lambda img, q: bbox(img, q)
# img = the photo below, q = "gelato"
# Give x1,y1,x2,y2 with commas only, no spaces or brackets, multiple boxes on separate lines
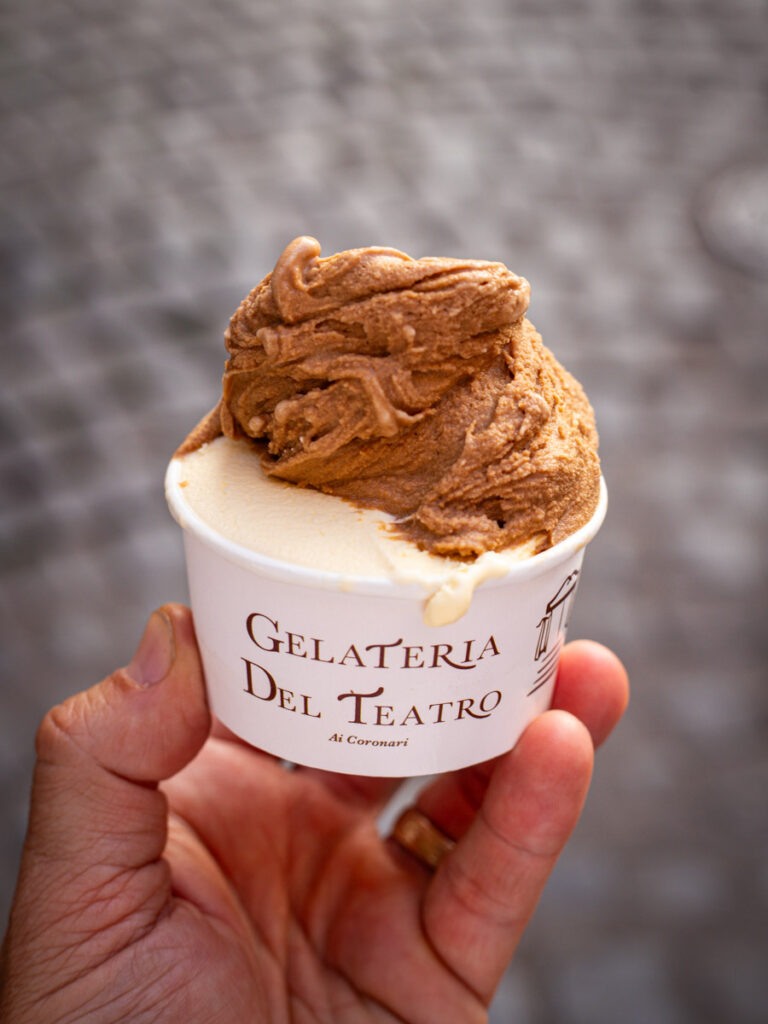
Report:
167,239,606,771
174,433,550,625
178,236,600,558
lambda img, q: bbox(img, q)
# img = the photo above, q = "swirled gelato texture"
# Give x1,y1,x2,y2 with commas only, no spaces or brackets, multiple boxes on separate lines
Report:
179,237,600,557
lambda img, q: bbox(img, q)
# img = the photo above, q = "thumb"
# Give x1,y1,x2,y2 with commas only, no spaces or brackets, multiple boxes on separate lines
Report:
7,605,210,953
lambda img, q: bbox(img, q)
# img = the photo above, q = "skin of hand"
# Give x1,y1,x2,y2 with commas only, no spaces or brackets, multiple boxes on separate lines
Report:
0,604,628,1024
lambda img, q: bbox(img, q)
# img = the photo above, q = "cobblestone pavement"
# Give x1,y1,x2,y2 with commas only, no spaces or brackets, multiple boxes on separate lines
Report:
2,1,767,1021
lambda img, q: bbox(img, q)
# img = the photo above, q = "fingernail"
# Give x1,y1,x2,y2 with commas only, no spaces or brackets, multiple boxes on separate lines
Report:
126,609,175,686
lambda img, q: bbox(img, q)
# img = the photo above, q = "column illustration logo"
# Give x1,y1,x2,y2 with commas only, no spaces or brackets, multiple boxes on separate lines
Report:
528,570,580,696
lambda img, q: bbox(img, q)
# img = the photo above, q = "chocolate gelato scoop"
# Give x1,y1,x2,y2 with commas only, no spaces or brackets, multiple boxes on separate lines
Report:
179,237,600,557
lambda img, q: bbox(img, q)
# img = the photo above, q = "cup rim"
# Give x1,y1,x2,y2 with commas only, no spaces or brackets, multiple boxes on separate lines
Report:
165,455,607,597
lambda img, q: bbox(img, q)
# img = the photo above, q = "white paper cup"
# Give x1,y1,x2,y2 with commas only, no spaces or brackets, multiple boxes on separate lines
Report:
166,460,607,776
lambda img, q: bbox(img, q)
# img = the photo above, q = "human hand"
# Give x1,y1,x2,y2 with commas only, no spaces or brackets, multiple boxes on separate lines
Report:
0,604,628,1023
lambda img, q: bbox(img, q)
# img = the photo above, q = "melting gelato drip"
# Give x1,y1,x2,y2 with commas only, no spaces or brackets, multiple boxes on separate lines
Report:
179,237,600,557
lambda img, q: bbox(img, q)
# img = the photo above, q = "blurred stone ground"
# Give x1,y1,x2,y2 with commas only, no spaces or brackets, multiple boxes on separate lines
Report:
1,0,767,1020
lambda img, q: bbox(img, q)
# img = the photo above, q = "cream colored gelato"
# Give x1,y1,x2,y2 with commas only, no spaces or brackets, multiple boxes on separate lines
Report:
173,435,543,626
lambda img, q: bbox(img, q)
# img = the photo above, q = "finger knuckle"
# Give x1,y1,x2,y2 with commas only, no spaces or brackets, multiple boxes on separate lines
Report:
35,695,88,762
442,853,498,922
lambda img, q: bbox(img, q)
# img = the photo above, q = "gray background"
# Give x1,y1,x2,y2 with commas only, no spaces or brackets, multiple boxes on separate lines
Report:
2,1,767,1021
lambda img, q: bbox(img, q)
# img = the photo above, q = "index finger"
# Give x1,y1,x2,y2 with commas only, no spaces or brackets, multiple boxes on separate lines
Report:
423,710,594,1004
415,640,629,841
551,639,629,747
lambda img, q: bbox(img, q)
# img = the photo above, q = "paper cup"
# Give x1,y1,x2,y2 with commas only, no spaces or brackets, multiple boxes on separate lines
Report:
166,460,607,776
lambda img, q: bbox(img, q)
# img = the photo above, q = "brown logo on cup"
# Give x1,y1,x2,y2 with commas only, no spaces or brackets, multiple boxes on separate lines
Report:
528,570,580,696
